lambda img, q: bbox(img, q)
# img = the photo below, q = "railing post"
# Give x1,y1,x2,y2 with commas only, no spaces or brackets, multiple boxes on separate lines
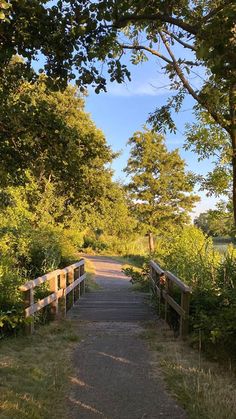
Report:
164,276,170,322
49,274,58,320
74,267,80,301
59,271,67,317
78,265,81,297
180,291,190,338
24,288,34,334
81,262,86,294
68,267,75,307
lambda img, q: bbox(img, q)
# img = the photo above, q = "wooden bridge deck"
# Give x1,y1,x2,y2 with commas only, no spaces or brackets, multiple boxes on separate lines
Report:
67,256,187,419
68,257,154,321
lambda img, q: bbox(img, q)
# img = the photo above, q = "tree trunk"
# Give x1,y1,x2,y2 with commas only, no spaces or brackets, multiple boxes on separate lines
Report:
230,83,236,226
148,232,154,253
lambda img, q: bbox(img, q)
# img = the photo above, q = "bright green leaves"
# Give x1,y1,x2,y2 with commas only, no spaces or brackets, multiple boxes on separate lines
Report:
194,201,234,237
0,59,114,206
0,0,11,21
185,109,232,195
125,129,199,234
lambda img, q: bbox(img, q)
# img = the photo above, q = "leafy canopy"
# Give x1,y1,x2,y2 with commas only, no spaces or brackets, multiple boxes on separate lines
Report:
0,58,115,207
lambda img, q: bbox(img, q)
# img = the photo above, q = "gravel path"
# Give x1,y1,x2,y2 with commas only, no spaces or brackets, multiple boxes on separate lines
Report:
67,256,187,419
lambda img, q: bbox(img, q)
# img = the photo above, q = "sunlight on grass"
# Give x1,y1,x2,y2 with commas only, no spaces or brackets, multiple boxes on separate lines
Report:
142,320,236,419
0,320,80,419
110,255,147,268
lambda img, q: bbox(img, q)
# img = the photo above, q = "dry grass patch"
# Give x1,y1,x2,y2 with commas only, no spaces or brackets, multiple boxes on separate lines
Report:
142,320,236,419
0,320,80,419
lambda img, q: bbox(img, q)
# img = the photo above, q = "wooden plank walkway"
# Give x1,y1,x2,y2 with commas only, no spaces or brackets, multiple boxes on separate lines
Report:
67,256,187,419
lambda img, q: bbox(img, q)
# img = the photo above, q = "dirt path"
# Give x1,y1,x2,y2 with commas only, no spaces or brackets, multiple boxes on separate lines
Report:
67,256,187,419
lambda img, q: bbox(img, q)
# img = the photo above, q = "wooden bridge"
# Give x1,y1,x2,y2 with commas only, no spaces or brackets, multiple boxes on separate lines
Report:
19,256,189,418
20,256,191,338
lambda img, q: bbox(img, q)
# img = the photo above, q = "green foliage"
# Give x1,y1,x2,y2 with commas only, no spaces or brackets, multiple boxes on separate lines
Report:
0,60,138,336
0,309,26,338
122,263,150,291
154,226,220,289
151,226,236,360
125,129,198,235
194,201,234,237
0,59,114,208
0,0,11,21
0,176,85,335
185,110,232,196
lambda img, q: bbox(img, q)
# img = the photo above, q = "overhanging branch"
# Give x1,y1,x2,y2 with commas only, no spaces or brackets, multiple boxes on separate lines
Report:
115,13,197,35
119,43,172,65
159,30,229,133
162,29,197,51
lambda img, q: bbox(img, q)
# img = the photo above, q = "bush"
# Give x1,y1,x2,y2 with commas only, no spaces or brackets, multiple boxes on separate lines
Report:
0,178,85,336
122,263,150,291
134,226,236,362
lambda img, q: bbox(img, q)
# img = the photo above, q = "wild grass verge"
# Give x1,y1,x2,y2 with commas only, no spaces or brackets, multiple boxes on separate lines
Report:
142,320,236,419
0,320,80,419
84,257,100,291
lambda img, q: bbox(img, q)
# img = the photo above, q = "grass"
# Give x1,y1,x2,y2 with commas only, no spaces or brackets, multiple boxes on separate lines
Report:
142,320,236,419
84,257,100,291
109,254,147,268
0,320,80,419
0,256,98,419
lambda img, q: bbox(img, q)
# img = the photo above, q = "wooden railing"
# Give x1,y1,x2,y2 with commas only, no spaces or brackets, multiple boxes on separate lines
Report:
150,260,191,338
19,259,86,333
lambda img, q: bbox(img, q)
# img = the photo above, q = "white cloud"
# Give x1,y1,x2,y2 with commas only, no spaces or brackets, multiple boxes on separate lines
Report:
88,78,171,97
111,80,170,97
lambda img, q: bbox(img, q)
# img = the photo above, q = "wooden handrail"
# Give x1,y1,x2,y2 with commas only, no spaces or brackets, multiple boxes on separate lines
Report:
20,259,86,334
150,260,191,338
19,269,61,291
165,271,191,293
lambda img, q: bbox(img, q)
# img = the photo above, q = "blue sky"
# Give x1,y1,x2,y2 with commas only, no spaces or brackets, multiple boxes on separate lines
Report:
85,58,217,218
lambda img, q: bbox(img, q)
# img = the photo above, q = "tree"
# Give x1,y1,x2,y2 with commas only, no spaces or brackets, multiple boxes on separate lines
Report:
184,109,232,197
194,201,234,237
124,129,198,251
0,58,115,207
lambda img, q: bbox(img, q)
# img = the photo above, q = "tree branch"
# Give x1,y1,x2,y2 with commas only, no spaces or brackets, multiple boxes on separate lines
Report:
119,43,172,65
179,60,201,67
162,29,197,51
159,30,229,132
115,13,197,35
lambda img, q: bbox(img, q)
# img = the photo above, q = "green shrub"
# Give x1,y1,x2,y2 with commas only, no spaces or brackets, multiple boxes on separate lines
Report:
132,226,236,362
122,263,150,291
0,178,85,336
